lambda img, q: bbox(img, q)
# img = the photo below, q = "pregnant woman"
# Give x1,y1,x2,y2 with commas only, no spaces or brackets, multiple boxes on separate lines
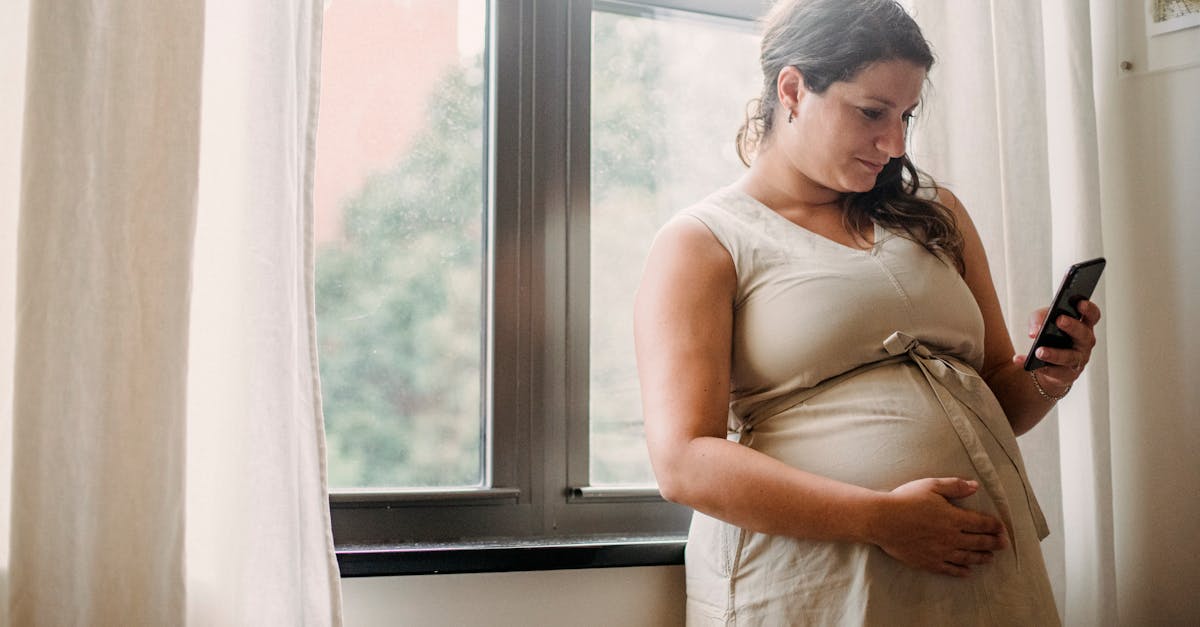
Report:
633,1,1100,624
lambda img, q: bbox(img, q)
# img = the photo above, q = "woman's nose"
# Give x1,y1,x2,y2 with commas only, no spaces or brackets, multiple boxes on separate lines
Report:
877,119,907,158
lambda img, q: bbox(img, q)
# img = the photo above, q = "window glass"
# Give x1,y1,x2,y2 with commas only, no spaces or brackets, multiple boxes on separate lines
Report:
315,0,488,489
589,9,761,485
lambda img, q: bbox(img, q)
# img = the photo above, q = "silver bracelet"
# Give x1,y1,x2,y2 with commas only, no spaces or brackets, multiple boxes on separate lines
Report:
1029,370,1070,402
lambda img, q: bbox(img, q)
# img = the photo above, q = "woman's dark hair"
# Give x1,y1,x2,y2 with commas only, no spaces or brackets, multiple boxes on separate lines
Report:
737,0,964,270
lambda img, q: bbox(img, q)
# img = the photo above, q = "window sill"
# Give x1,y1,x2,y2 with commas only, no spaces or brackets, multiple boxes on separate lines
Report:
336,534,686,577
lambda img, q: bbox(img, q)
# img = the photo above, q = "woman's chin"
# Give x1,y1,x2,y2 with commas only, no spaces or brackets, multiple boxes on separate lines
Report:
840,177,878,193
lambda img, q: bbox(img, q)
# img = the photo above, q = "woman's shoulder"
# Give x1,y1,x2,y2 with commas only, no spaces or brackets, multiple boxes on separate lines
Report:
914,176,966,217
675,186,748,222
909,178,976,235
911,173,951,202
664,187,744,242
678,186,780,243
649,188,749,277
656,210,726,251
643,208,737,298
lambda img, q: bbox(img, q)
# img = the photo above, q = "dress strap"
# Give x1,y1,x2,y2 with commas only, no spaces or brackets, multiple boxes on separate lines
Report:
729,332,1050,567
731,355,906,436
882,331,1051,564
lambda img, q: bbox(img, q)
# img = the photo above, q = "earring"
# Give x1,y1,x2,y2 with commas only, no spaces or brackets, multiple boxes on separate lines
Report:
787,110,795,124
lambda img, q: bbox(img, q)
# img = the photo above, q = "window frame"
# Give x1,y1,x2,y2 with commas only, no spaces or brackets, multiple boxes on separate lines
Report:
328,0,765,575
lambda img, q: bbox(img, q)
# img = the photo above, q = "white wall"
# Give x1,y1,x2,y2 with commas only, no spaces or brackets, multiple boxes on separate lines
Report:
1104,65,1200,623
341,566,684,627
1097,2,1200,625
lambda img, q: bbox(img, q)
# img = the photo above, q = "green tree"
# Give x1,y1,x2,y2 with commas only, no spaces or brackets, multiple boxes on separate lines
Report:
316,60,485,488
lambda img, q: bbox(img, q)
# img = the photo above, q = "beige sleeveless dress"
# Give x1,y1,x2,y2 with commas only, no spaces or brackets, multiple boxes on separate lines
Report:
679,187,1059,626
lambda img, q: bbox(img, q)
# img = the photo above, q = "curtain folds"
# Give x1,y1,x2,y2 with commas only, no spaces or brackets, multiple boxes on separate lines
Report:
7,2,205,622
1,1,342,625
0,2,31,626
1039,3,1117,624
909,1,1116,625
186,0,342,623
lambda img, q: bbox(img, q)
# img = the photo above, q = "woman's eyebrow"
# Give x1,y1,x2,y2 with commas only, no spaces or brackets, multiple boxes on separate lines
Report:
863,95,921,111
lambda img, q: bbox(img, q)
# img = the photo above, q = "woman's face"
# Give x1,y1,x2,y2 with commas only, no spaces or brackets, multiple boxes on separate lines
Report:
784,59,926,194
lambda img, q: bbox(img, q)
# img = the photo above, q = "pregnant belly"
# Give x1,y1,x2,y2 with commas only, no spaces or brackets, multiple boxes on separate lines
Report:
745,361,983,491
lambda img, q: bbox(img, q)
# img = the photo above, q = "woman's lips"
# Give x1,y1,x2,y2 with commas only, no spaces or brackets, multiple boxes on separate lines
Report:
858,158,886,173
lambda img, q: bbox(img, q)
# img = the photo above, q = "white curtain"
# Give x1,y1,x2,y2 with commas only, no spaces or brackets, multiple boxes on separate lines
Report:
0,0,30,623
1,0,342,625
908,1,1116,625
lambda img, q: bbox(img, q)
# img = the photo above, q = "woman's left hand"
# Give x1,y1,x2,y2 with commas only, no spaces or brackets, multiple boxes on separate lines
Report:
1011,300,1102,390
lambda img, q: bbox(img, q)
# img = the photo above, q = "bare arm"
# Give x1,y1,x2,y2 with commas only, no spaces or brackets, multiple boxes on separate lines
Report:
941,190,1102,436
635,215,1008,577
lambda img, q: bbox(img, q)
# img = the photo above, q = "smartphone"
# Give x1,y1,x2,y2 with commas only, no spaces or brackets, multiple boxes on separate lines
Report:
1023,257,1106,371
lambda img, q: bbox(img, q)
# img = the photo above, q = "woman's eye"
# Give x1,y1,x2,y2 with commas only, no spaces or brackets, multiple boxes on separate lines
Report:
859,108,883,120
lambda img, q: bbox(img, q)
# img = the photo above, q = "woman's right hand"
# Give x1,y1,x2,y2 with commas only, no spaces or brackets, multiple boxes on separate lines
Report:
870,477,1008,577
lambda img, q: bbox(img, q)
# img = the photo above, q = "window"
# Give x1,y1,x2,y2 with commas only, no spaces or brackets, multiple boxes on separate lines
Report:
316,0,763,572
315,0,488,491
588,5,762,487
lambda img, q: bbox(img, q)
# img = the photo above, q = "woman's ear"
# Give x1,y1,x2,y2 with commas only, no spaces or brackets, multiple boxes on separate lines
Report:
776,66,805,120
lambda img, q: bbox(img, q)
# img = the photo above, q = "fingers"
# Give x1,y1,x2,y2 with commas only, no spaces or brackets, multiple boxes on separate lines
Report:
1055,313,1097,350
1029,299,1102,376
881,477,1013,578
936,530,1004,578
948,549,994,567
1032,346,1083,374
1022,301,1102,372
936,549,995,578
937,562,972,578
1077,299,1102,327
1027,307,1050,338
921,477,1009,544
959,528,1007,551
927,477,979,500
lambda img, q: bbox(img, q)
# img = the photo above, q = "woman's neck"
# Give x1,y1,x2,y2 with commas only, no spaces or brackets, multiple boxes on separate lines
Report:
732,146,876,250
734,149,843,216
